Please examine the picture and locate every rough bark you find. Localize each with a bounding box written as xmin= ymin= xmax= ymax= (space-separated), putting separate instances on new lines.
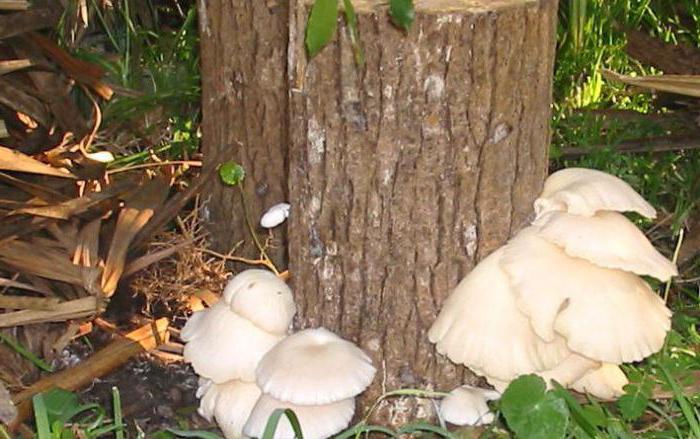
xmin=287 ymin=0 xmax=557 ymax=424
xmin=198 ymin=1 xmax=289 ymax=264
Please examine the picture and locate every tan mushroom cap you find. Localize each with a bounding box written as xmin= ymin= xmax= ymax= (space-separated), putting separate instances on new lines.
xmin=537 ymin=353 xmax=599 ymax=388
xmin=572 ymin=363 xmax=628 ymax=401
xmin=256 ymin=328 xmax=376 ymax=405
xmin=533 ymin=168 xmax=656 ymax=220
xmin=536 ymin=211 xmax=677 ymax=281
xmin=439 ymin=385 xmax=500 ymax=426
xmin=182 ymin=302 xmax=284 ymax=383
xmin=243 ymin=393 xmax=355 ymax=439
xmin=428 ymin=249 xmax=570 ymax=381
xmin=501 ymin=227 xmax=672 ymax=364
xmin=222 ymin=269 xmax=296 ymax=335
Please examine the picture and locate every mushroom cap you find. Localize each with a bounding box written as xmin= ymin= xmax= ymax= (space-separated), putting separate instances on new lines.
xmin=536 ymin=211 xmax=677 ymax=281
xmin=260 ymin=203 xmax=291 ymax=228
xmin=196 ymin=378 xmax=216 ymax=421
xmin=243 ymin=393 xmax=355 ymax=439
xmin=501 ymin=227 xmax=672 ymax=363
xmin=533 ymin=168 xmax=656 ymax=220
xmin=537 ymin=353 xmax=600 ymax=388
xmin=572 ymin=363 xmax=628 ymax=401
xmin=201 ymin=380 xmax=262 ymax=439
xmin=182 ymin=302 xmax=284 ymax=383
xmin=428 ymin=249 xmax=570 ymax=381
xmin=221 ymin=269 xmax=296 ymax=335
xmin=255 ymin=328 xmax=376 ymax=405
xmin=439 ymin=385 xmax=500 ymax=426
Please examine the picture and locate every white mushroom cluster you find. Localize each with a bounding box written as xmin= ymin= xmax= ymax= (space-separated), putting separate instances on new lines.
xmin=429 ymin=168 xmax=676 ymax=425
xmin=181 ymin=270 xmax=376 ymax=438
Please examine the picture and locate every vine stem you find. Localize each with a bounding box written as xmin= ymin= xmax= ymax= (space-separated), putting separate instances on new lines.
xmin=238 ymin=185 xmax=280 ymax=276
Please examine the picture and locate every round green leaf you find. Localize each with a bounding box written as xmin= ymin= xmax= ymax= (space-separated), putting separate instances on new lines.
xmin=218 ymin=161 xmax=246 ymax=186
xmin=389 ymin=0 xmax=415 ymax=31
xmin=501 ymin=375 xmax=570 ymax=439
xmin=305 ymin=0 xmax=339 ymax=58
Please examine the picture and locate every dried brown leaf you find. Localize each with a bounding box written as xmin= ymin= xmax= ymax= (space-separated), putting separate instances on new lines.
xmin=603 ymin=69 xmax=700 ymax=98
xmin=0 ymin=296 xmax=99 ymax=327
xmin=101 ymin=178 xmax=170 ymax=296
xmin=0 ymin=239 xmax=99 ymax=290
xmin=0 ymin=146 xmax=75 ymax=179
xmin=122 ymin=238 xmax=193 ymax=277
xmin=12 ymin=179 xmax=132 ymax=219
xmin=0 ymin=277 xmax=51 ymax=295
xmin=0 ymin=1 xmax=29 ymax=11
xmin=0 ymin=295 xmax=60 ymax=311
xmin=0 ymin=172 xmax=70 ymax=203
xmin=0 ymin=59 xmax=32 ymax=75
xmin=73 ymin=218 xmax=101 ymax=267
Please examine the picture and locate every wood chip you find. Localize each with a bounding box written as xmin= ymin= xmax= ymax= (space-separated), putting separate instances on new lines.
xmin=0 ymin=59 xmax=32 ymax=75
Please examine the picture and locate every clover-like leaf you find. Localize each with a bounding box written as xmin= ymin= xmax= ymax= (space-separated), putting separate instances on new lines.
xmin=389 ymin=0 xmax=415 ymax=31
xmin=501 ymin=375 xmax=570 ymax=439
xmin=218 ymin=161 xmax=246 ymax=187
xmin=617 ymin=376 xmax=653 ymax=421
xmin=306 ymin=0 xmax=339 ymax=57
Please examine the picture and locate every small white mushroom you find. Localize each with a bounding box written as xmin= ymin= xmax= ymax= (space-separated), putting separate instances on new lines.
xmin=182 ymin=301 xmax=284 ymax=383
xmin=255 ymin=328 xmax=376 ymax=405
xmin=198 ymin=379 xmax=262 ymax=439
xmin=439 ymin=385 xmax=500 ymax=426
xmin=572 ymin=363 xmax=629 ymax=401
xmin=501 ymin=227 xmax=672 ymax=363
xmin=533 ymin=168 xmax=656 ymax=220
xmin=85 ymin=151 xmax=116 ymax=163
xmin=243 ymin=394 xmax=355 ymax=439
xmin=536 ymin=211 xmax=677 ymax=281
xmin=260 ymin=202 xmax=291 ymax=228
xmin=428 ymin=248 xmax=570 ymax=382
xmin=222 ymin=269 xmax=296 ymax=335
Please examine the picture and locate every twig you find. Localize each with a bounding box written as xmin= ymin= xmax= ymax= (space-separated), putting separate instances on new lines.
xmin=201 ymin=248 xmax=279 ymax=273
xmin=106 ymin=160 xmax=202 ymax=175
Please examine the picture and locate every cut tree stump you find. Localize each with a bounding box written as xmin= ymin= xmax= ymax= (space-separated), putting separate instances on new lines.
xmin=287 ymin=0 xmax=557 ymax=423
xmin=200 ymin=0 xmax=558 ymax=425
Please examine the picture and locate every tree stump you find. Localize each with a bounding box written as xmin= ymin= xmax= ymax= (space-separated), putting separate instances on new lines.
xmin=287 ymin=0 xmax=558 ymax=423
xmin=198 ymin=2 xmax=289 ymax=263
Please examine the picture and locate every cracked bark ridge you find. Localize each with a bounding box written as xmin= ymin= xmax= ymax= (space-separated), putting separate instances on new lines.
xmin=198 ymin=0 xmax=289 ymax=264
xmin=288 ymin=0 xmax=557 ymax=425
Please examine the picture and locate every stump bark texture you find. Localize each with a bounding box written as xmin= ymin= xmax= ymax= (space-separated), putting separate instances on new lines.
xmin=200 ymin=0 xmax=558 ymax=424
xmin=287 ymin=0 xmax=557 ymax=423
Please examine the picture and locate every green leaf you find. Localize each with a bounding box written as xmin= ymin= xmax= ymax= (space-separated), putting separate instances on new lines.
xmin=165 ymin=429 xmax=223 ymax=439
xmin=551 ymin=382 xmax=601 ymax=437
xmin=305 ymin=0 xmax=339 ymax=57
xmin=261 ymin=409 xmax=304 ymax=439
xmin=500 ymin=375 xmax=570 ymax=439
xmin=32 ymin=394 xmax=52 ymax=439
xmin=343 ymin=0 xmax=364 ymax=66
xmin=617 ymin=377 xmax=652 ymax=420
xmin=389 ymin=0 xmax=415 ymax=31
xmin=40 ymin=388 xmax=80 ymax=425
xmin=218 ymin=161 xmax=246 ymax=186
